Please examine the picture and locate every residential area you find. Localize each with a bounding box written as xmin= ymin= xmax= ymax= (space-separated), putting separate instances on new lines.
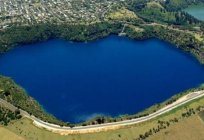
xmin=0 ymin=0 xmax=122 ymax=29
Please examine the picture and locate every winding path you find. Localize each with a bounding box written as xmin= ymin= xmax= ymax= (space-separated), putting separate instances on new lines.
xmin=0 ymin=90 xmax=204 ymax=135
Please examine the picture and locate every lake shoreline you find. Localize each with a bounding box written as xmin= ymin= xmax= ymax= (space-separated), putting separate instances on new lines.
xmin=1 ymin=21 xmax=203 ymax=63
xmin=1 ymin=73 xmax=204 ymax=127
xmin=0 ymin=15 xmax=204 ymax=125
xmin=1 ymin=35 xmax=204 ymax=125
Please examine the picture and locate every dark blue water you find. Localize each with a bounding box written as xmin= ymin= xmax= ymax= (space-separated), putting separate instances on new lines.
xmin=0 ymin=36 xmax=204 ymax=123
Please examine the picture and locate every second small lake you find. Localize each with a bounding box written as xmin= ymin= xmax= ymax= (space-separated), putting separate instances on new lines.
xmin=184 ymin=5 xmax=204 ymax=21
xmin=0 ymin=36 xmax=204 ymax=123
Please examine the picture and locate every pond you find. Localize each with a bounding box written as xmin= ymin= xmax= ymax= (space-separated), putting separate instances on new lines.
xmin=0 ymin=36 xmax=204 ymax=123
xmin=184 ymin=5 xmax=204 ymax=21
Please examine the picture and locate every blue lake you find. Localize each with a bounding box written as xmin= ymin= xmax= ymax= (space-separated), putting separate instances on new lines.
xmin=0 ymin=36 xmax=204 ymax=123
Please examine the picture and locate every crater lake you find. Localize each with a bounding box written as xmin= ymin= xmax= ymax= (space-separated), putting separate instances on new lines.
xmin=0 ymin=36 xmax=204 ymax=123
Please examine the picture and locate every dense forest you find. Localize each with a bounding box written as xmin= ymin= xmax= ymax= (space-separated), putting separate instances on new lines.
xmin=0 ymin=22 xmax=123 ymax=53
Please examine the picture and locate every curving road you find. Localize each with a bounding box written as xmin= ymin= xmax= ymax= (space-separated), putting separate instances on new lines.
xmin=0 ymin=90 xmax=204 ymax=134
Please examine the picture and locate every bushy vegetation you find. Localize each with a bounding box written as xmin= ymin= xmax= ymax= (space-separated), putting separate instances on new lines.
xmin=0 ymin=107 xmax=22 ymax=126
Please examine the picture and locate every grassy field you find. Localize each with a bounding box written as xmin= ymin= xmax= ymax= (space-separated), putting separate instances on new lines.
xmin=106 ymin=7 xmax=138 ymax=20
xmin=198 ymin=110 xmax=204 ymax=121
xmin=0 ymin=126 xmax=24 ymax=140
xmin=149 ymin=115 xmax=204 ymax=140
xmin=3 ymin=115 xmax=204 ymax=140
xmin=1 ymin=95 xmax=204 ymax=140
xmin=146 ymin=1 xmax=164 ymax=9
